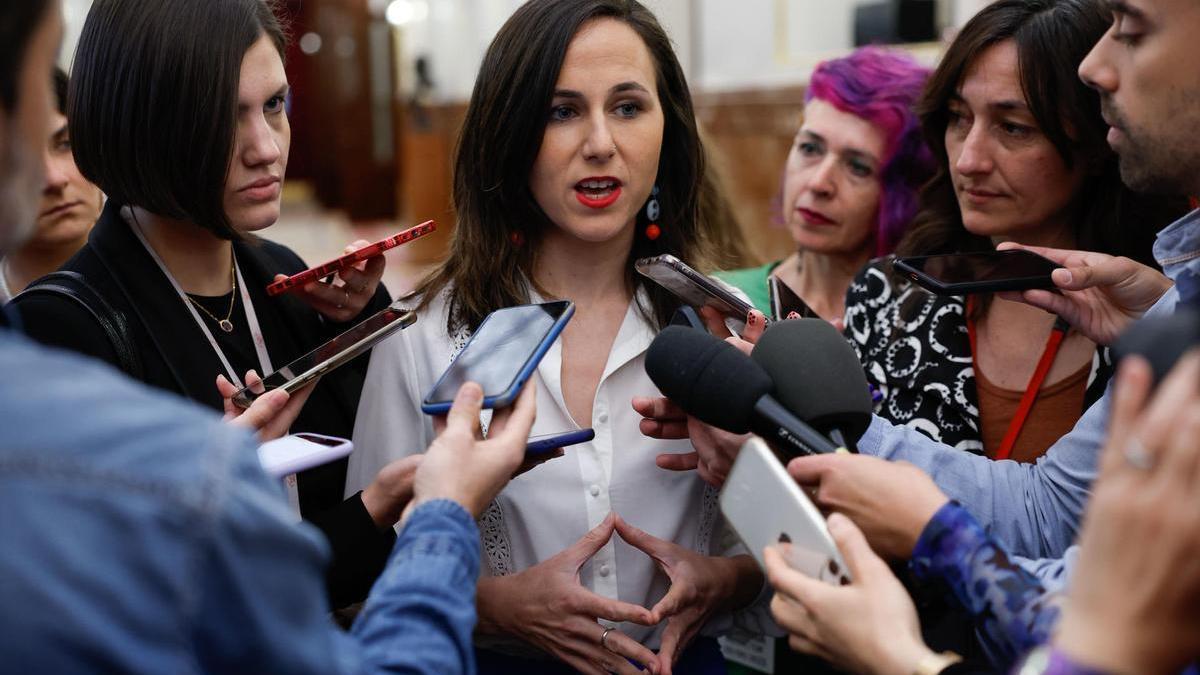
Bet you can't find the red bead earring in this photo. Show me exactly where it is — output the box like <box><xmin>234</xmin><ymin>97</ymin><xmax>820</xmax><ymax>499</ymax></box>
<box><xmin>644</xmin><ymin>185</ymin><xmax>661</xmax><ymax>240</ymax></box>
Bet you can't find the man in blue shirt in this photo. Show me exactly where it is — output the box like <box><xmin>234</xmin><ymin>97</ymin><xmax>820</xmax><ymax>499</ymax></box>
<box><xmin>0</xmin><ymin>3</ymin><xmax>538</xmax><ymax>672</ymax></box>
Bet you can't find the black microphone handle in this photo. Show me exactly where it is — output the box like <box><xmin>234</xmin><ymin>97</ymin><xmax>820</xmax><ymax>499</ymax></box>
<box><xmin>750</xmin><ymin>395</ymin><xmax>843</xmax><ymax>458</ymax></box>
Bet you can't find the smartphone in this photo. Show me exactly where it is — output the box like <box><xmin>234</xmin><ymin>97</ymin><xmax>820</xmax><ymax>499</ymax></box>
<box><xmin>257</xmin><ymin>433</ymin><xmax>353</xmax><ymax>478</ymax></box>
<box><xmin>636</xmin><ymin>254</ymin><xmax>756</xmax><ymax>334</ymax></box>
<box><xmin>719</xmin><ymin>437</ymin><xmax>851</xmax><ymax>585</ymax></box>
<box><xmin>893</xmin><ymin>250</ymin><xmax>1061</xmax><ymax>296</ymax></box>
<box><xmin>525</xmin><ymin>428</ymin><xmax>595</xmax><ymax>455</ymax></box>
<box><xmin>767</xmin><ymin>276</ymin><xmax>817</xmax><ymax>321</ymax></box>
<box><xmin>421</xmin><ymin>301</ymin><xmax>575</xmax><ymax>414</ymax></box>
<box><xmin>266</xmin><ymin>220</ymin><xmax>437</xmax><ymax>297</ymax></box>
<box><xmin>232</xmin><ymin>306</ymin><xmax>417</xmax><ymax>409</ymax></box>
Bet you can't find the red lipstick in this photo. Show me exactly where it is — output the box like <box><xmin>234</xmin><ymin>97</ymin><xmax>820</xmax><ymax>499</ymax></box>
<box><xmin>574</xmin><ymin>176</ymin><xmax>622</xmax><ymax>210</ymax></box>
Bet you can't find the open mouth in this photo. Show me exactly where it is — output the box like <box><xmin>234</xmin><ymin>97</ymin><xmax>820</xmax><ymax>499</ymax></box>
<box><xmin>574</xmin><ymin>177</ymin><xmax>622</xmax><ymax>209</ymax></box>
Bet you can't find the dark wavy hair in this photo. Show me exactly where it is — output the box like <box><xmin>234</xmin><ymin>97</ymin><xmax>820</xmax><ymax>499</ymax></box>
<box><xmin>69</xmin><ymin>0</ymin><xmax>287</xmax><ymax>240</ymax></box>
<box><xmin>418</xmin><ymin>0</ymin><xmax>717</xmax><ymax>333</ymax></box>
<box><xmin>894</xmin><ymin>0</ymin><xmax>1188</xmax><ymax>317</ymax></box>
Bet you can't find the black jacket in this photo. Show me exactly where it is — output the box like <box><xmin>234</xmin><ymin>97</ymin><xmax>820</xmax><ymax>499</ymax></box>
<box><xmin>12</xmin><ymin>201</ymin><xmax>395</xmax><ymax>608</ymax></box>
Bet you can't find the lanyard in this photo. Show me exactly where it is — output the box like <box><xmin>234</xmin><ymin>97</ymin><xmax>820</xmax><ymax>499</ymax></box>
<box><xmin>125</xmin><ymin>209</ymin><xmax>274</xmax><ymax>389</ymax></box>
<box><xmin>966</xmin><ymin>297</ymin><xmax>1069</xmax><ymax>461</ymax></box>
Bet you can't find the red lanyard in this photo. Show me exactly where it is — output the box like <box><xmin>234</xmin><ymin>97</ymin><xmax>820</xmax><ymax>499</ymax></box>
<box><xmin>966</xmin><ymin>297</ymin><xmax>1069</xmax><ymax>460</ymax></box>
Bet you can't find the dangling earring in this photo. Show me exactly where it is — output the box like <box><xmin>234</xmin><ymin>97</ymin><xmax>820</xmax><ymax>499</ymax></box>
<box><xmin>644</xmin><ymin>185</ymin><xmax>661</xmax><ymax>241</ymax></box>
<box><xmin>509</xmin><ymin>231</ymin><xmax>525</xmax><ymax>247</ymax></box>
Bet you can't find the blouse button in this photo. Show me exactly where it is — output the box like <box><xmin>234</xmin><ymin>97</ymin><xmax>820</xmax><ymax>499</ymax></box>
<box><xmin>599</xmin><ymin>564</ymin><xmax>611</xmax><ymax>577</ymax></box>
<box><xmin>589</xmin><ymin>484</ymin><xmax>601</xmax><ymax>497</ymax></box>
<box><xmin>597</xmin><ymin>413</ymin><xmax>609</xmax><ymax>424</ymax></box>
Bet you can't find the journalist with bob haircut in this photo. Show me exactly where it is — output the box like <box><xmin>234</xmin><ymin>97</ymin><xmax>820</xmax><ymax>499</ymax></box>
<box><xmin>11</xmin><ymin>0</ymin><xmax>408</xmax><ymax>609</ymax></box>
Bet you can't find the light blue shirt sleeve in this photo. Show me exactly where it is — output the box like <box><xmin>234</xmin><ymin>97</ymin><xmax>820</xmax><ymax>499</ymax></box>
<box><xmin>857</xmin><ymin>285</ymin><xmax>1182</xmax><ymax>560</ymax></box>
<box><xmin>857</xmin><ymin>392</ymin><xmax>1108</xmax><ymax>558</ymax></box>
<box><xmin>199</xmin><ymin>435</ymin><xmax>481</xmax><ymax>675</ymax></box>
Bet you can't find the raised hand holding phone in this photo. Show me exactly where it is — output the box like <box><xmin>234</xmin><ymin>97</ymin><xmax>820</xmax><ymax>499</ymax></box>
<box><xmin>995</xmin><ymin>241</ymin><xmax>1173</xmax><ymax>346</ymax></box>
<box><xmin>273</xmin><ymin>239</ymin><xmax>388</xmax><ymax>323</ymax></box>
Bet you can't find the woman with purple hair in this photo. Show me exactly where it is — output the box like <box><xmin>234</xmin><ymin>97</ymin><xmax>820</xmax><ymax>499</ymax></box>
<box><xmin>716</xmin><ymin>46</ymin><xmax>933</xmax><ymax>323</ymax></box>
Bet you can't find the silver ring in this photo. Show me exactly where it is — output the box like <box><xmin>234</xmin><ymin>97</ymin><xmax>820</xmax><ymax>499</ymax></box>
<box><xmin>600</xmin><ymin>627</ymin><xmax>615</xmax><ymax>652</ymax></box>
<box><xmin>1123</xmin><ymin>438</ymin><xmax>1153</xmax><ymax>471</ymax></box>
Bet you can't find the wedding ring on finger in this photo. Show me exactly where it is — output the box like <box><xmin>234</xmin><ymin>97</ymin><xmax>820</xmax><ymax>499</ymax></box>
<box><xmin>1123</xmin><ymin>437</ymin><xmax>1154</xmax><ymax>471</ymax></box>
<box><xmin>600</xmin><ymin>627</ymin><xmax>615</xmax><ymax>652</ymax></box>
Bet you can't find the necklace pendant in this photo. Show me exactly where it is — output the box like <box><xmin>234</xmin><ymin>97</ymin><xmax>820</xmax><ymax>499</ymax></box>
<box><xmin>218</xmin><ymin>319</ymin><xmax>234</xmax><ymax>333</ymax></box>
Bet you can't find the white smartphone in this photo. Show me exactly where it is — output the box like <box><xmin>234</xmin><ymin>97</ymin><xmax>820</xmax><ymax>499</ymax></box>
<box><xmin>257</xmin><ymin>433</ymin><xmax>353</xmax><ymax>478</ymax></box>
<box><xmin>719</xmin><ymin>437</ymin><xmax>851</xmax><ymax>585</ymax></box>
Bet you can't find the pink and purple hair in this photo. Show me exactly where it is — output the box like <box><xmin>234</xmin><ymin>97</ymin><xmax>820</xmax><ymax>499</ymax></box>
<box><xmin>804</xmin><ymin>46</ymin><xmax>934</xmax><ymax>257</ymax></box>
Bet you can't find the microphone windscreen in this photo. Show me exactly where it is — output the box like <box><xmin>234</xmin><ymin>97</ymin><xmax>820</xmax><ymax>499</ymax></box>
<box><xmin>751</xmin><ymin>318</ymin><xmax>873</xmax><ymax>441</ymax></box>
<box><xmin>645</xmin><ymin>326</ymin><xmax>773</xmax><ymax>434</ymax></box>
<box><xmin>1113</xmin><ymin>308</ymin><xmax>1200</xmax><ymax>386</ymax></box>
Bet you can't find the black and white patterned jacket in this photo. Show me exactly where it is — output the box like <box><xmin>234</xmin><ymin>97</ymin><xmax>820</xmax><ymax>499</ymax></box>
<box><xmin>843</xmin><ymin>257</ymin><xmax>1113</xmax><ymax>455</ymax></box>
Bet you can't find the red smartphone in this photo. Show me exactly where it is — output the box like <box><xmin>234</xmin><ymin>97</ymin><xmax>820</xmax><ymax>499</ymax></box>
<box><xmin>266</xmin><ymin>220</ymin><xmax>436</xmax><ymax>297</ymax></box>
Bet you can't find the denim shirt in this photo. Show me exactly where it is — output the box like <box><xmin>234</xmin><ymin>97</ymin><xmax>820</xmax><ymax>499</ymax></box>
<box><xmin>0</xmin><ymin>322</ymin><xmax>480</xmax><ymax>674</ymax></box>
<box><xmin>859</xmin><ymin>208</ymin><xmax>1200</xmax><ymax>560</ymax></box>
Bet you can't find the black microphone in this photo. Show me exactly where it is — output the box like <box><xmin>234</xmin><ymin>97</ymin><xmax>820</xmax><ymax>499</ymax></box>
<box><xmin>645</xmin><ymin>326</ymin><xmax>843</xmax><ymax>457</ymax></box>
<box><xmin>1113</xmin><ymin>307</ymin><xmax>1200</xmax><ymax>385</ymax></box>
<box><xmin>750</xmin><ymin>319</ymin><xmax>873</xmax><ymax>451</ymax></box>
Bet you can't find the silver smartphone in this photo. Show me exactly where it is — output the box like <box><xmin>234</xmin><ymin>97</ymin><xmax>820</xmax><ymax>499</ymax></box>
<box><xmin>232</xmin><ymin>305</ymin><xmax>417</xmax><ymax>409</ymax></box>
<box><xmin>635</xmin><ymin>254</ymin><xmax>755</xmax><ymax>334</ymax></box>
<box><xmin>719</xmin><ymin>437</ymin><xmax>852</xmax><ymax>585</ymax></box>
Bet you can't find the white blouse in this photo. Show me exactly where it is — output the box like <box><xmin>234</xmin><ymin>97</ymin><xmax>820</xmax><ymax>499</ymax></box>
<box><xmin>347</xmin><ymin>287</ymin><xmax>769</xmax><ymax>649</ymax></box>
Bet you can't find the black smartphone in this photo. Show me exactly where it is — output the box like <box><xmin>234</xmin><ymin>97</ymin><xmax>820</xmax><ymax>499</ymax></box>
<box><xmin>893</xmin><ymin>250</ymin><xmax>1061</xmax><ymax>296</ymax></box>
<box><xmin>232</xmin><ymin>306</ymin><xmax>417</xmax><ymax>409</ymax></box>
<box><xmin>421</xmin><ymin>301</ymin><xmax>575</xmax><ymax>414</ymax></box>
<box><xmin>635</xmin><ymin>254</ymin><xmax>756</xmax><ymax>333</ymax></box>
<box><xmin>768</xmin><ymin>276</ymin><xmax>817</xmax><ymax>321</ymax></box>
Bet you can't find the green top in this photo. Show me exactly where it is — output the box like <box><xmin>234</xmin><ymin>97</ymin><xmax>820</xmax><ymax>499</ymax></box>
<box><xmin>713</xmin><ymin>261</ymin><xmax>780</xmax><ymax>315</ymax></box>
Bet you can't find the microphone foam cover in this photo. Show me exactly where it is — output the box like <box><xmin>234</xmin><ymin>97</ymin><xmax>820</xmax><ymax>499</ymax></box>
<box><xmin>1114</xmin><ymin>308</ymin><xmax>1200</xmax><ymax>386</ymax></box>
<box><xmin>751</xmin><ymin>318</ymin><xmax>873</xmax><ymax>441</ymax></box>
<box><xmin>645</xmin><ymin>326</ymin><xmax>772</xmax><ymax>434</ymax></box>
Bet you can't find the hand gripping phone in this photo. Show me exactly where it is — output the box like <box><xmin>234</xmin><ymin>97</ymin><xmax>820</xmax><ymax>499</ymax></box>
<box><xmin>266</xmin><ymin>220</ymin><xmax>436</xmax><ymax>296</ymax></box>
<box><xmin>421</xmin><ymin>301</ymin><xmax>575</xmax><ymax>414</ymax></box>
<box><xmin>893</xmin><ymin>250</ymin><xmax>1061</xmax><ymax>296</ymax></box>
<box><xmin>232</xmin><ymin>306</ymin><xmax>417</xmax><ymax>409</ymax></box>
<box><xmin>635</xmin><ymin>254</ymin><xmax>756</xmax><ymax>334</ymax></box>
<box><xmin>719</xmin><ymin>437</ymin><xmax>852</xmax><ymax>585</ymax></box>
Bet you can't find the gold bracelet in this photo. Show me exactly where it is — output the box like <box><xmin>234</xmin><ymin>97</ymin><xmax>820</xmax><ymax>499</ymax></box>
<box><xmin>912</xmin><ymin>650</ymin><xmax>963</xmax><ymax>675</ymax></box>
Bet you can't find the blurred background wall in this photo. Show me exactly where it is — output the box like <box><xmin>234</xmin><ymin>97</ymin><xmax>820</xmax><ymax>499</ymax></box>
<box><xmin>58</xmin><ymin>0</ymin><xmax>992</xmax><ymax>291</ymax></box>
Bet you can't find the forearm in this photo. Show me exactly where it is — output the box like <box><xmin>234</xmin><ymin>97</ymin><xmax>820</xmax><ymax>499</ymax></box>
<box><xmin>351</xmin><ymin>499</ymin><xmax>481</xmax><ymax>675</ymax></box>
<box><xmin>858</xmin><ymin>405</ymin><xmax>1105</xmax><ymax>558</ymax></box>
<box><xmin>910</xmin><ymin>503</ymin><xmax>1061</xmax><ymax>669</ymax></box>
